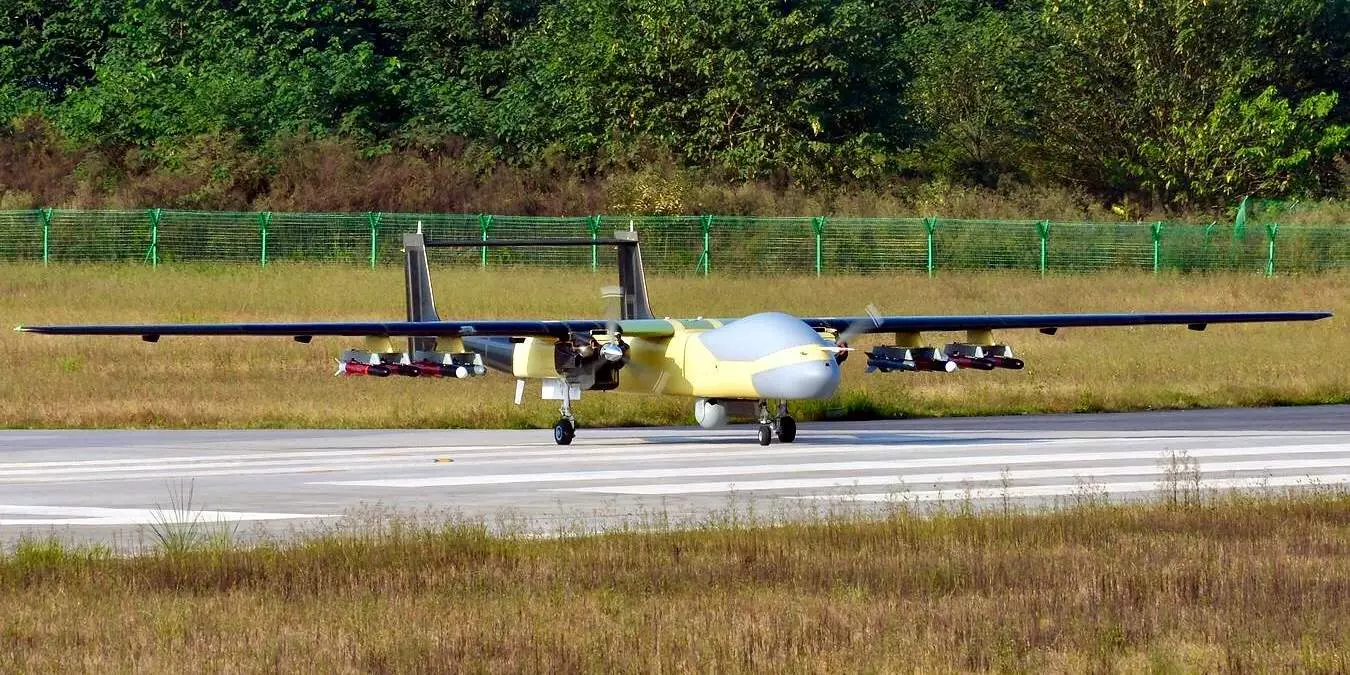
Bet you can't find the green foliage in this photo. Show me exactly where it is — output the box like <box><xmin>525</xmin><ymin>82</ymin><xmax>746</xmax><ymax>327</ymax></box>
<box><xmin>903</xmin><ymin>4</ymin><xmax>1037</xmax><ymax>187</ymax></box>
<box><xmin>0</xmin><ymin>0</ymin><xmax>1347</xmax><ymax>205</ymax></box>
<box><xmin>1137</xmin><ymin>88</ymin><xmax>1348</xmax><ymax>203</ymax></box>
<box><xmin>497</xmin><ymin>0</ymin><xmax>911</xmax><ymax>183</ymax></box>
<box><xmin>54</xmin><ymin>0</ymin><xmax>407</xmax><ymax>146</ymax></box>
<box><xmin>1027</xmin><ymin>0</ymin><xmax>1349</xmax><ymax>204</ymax></box>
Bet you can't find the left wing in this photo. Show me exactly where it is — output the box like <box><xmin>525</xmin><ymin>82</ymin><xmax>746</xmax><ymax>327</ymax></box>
<box><xmin>802</xmin><ymin>311</ymin><xmax>1331</xmax><ymax>335</ymax></box>
<box><xmin>16</xmin><ymin>318</ymin><xmax>679</xmax><ymax>341</ymax></box>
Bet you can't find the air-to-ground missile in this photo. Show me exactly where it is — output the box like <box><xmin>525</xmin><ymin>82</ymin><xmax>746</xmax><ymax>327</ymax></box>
<box><xmin>336</xmin><ymin>360</ymin><xmax>391</xmax><ymax>377</ymax></box>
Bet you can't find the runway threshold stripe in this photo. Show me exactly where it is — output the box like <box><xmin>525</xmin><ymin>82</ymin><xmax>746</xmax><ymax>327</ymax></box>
<box><xmin>314</xmin><ymin>443</ymin><xmax>1350</xmax><ymax>488</ymax></box>
<box><xmin>790</xmin><ymin>474</ymin><xmax>1350</xmax><ymax>503</ymax></box>
<box><xmin>0</xmin><ymin>446</ymin><xmax>505</xmax><ymax>470</ymax></box>
<box><xmin>556</xmin><ymin>459</ymin><xmax>1350</xmax><ymax>495</ymax></box>
<box><xmin>0</xmin><ymin>505</ymin><xmax>338</xmax><ymax>527</ymax></box>
<box><xmin>0</xmin><ymin>439</ymin><xmax>1076</xmax><ymax>476</ymax></box>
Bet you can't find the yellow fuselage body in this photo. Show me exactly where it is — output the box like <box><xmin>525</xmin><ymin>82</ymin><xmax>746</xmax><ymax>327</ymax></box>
<box><xmin>511</xmin><ymin>319</ymin><xmax>837</xmax><ymax>400</ymax></box>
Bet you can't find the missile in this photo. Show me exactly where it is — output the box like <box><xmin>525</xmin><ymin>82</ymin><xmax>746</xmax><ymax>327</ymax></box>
<box><xmin>864</xmin><ymin>355</ymin><xmax>917</xmax><ymax>373</ymax></box>
<box><xmin>413</xmin><ymin>361</ymin><xmax>451</xmax><ymax>378</ymax></box>
<box><xmin>947</xmin><ymin>355</ymin><xmax>995</xmax><ymax>370</ymax></box>
<box><xmin>909</xmin><ymin>346</ymin><xmax>958</xmax><ymax>373</ymax></box>
<box><xmin>986</xmin><ymin>355</ymin><xmax>1025</xmax><ymax>369</ymax></box>
<box><xmin>914</xmin><ymin>356</ymin><xmax>959</xmax><ymax>373</ymax></box>
<box><xmin>390</xmin><ymin>363</ymin><xmax>422</xmax><ymax>377</ymax></box>
<box><xmin>336</xmin><ymin>360</ymin><xmax>390</xmax><ymax>377</ymax></box>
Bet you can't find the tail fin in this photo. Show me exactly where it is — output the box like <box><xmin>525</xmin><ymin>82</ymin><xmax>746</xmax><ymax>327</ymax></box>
<box><xmin>614</xmin><ymin>230</ymin><xmax>654</xmax><ymax>320</ymax></box>
<box><xmin>403</xmin><ymin>231</ymin><xmax>440</xmax><ymax>354</ymax></box>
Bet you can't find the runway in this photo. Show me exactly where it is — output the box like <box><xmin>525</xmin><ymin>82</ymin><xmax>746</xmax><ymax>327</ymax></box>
<box><xmin>2</xmin><ymin>405</ymin><xmax>1349</xmax><ymax>547</ymax></box>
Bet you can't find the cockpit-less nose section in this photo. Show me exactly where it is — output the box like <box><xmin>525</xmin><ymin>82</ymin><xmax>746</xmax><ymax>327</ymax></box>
<box><xmin>17</xmin><ymin>230</ymin><xmax>1333</xmax><ymax>446</ymax></box>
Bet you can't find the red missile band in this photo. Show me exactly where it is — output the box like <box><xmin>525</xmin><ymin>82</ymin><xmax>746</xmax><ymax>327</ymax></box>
<box><xmin>408</xmin><ymin>362</ymin><xmax>476</xmax><ymax>378</ymax></box>
<box><xmin>342</xmin><ymin>361</ymin><xmax>391</xmax><ymax>377</ymax></box>
<box><xmin>390</xmin><ymin>363</ymin><xmax>421</xmax><ymax>377</ymax></box>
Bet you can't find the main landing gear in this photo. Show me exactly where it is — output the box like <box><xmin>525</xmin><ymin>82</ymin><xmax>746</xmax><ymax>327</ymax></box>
<box><xmin>554</xmin><ymin>383</ymin><xmax>577</xmax><ymax>445</ymax></box>
<box><xmin>756</xmin><ymin>400</ymin><xmax>797</xmax><ymax>446</ymax></box>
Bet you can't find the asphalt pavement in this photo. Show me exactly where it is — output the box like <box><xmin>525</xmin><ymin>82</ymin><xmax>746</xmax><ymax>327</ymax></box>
<box><xmin>2</xmin><ymin>405</ymin><xmax>1347</xmax><ymax>548</ymax></box>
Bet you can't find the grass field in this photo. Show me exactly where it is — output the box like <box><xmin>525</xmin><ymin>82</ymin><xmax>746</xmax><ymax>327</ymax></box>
<box><xmin>2</xmin><ymin>489</ymin><xmax>1348</xmax><ymax>672</ymax></box>
<box><xmin>2</xmin><ymin>265</ymin><xmax>1346</xmax><ymax>428</ymax></box>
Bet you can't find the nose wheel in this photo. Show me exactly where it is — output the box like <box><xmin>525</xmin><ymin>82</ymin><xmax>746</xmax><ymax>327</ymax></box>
<box><xmin>758</xmin><ymin>424</ymin><xmax>773</xmax><ymax>446</ymax></box>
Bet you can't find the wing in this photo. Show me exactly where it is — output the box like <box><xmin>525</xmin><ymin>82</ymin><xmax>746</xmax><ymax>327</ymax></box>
<box><xmin>802</xmin><ymin>311</ymin><xmax>1331</xmax><ymax>335</ymax></box>
<box><xmin>15</xmin><ymin>318</ymin><xmax>678</xmax><ymax>341</ymax></box>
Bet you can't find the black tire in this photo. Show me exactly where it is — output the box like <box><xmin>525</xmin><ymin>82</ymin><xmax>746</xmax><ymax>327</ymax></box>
<box><xmin>553</xmin><ymin>419</ymin><xmax>575</xmax><ymax>446</ymax></box>
<box><xmin>776</xmin><ymin>415</ymin><xmax>797</xmax><ymax>443</ymax></box>
<box><xmin>758</xmin><ymin>424</ymin><xmax>772</xmax><ymax>446</ymax></box>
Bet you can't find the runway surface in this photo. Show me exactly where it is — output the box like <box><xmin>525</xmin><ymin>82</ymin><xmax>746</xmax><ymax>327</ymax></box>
<box><xmin>2</xmin><ymin>405</ymin><xmax>1348</xmax><ymax>547</ymax></box>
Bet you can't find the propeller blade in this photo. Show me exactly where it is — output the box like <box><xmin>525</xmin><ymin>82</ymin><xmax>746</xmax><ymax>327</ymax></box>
<box><xmin>600</xmin><ymin>285</ymin><xmax>624</xmax><ymax>339</ymax></box>
<box><xmin>838</xmin><ymin>303</ymin><xmax>883</xmax><ymax>345</ymax></box>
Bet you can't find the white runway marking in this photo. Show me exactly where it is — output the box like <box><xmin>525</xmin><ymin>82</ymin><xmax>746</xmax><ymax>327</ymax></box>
<box><xmin>556</xmin><ymin>458</ymin><xmax>1350</xmax><ymax>495</ymax></box>
<box><xmin>3</xmin><ymin>408</ymin><xmax>1349</xmax><ymax>541</ymax></box>
<box><xmin>0</xmin><ymin>505</ymin><xmax>336</xmax><ymax>526</ymax></box>
<box><xmin>318</xmin><ymin>442</ymin><xmax>1350</xmax><ymax>489</ymax></box>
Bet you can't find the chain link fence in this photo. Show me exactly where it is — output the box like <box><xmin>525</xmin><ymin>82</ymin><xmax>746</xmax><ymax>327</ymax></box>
<box><xmin>0</xmin><ymin>208</ymin><xmax>1345</xmax><ymax>275</ymax></box>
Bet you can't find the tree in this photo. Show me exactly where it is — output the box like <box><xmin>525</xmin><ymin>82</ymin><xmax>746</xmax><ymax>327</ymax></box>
<box><xmin>1028</xmin><ymin>0</ymin><xmax>1349</xmax><ymax>204</ymax></box>
<box><xmin>903</xmin><ymin>4</ymin><xmax>1038</xmax><ymax>186</ymax></box>
<box><xmin>495</xmin><ymin>0</ymin><xmax>916</xmax><ymax>183</ymax></box>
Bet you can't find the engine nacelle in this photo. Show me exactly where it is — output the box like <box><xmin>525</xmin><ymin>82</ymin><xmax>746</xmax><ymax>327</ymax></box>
<box><xmin>693</xmin><ymin>398</ymin><xmax>758</xmax><ymax>429</ymax></box>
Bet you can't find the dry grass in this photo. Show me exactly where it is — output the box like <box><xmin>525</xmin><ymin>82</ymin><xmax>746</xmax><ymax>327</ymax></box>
<box><xmin>1</xmin><ymin>491</ymin><xmax>1348</xmax><ymax>672</ymax></box>
<box><xmin>2</xmin><ymin>265</ymin><xmax>1346</xmax><ymax>429</ymax></box>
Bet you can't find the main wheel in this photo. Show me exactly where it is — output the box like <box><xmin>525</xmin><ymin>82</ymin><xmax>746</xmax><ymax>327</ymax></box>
<box><xmin>776</xmin><ymin>415</ymin><xmax>797</xmax><ymax>443</ymax></box>
<box><xmin>758</xmin><ymin>424</ymin><xmax>772</xmax><ymax>446</ymax></box>
<box><xmin>553</xmin><ymin>419</ymin><xmax>575</xmax><ymax>445</ymax></box>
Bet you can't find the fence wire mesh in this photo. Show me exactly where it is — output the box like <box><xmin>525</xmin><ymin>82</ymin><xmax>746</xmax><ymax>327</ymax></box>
<box><xmin>1</xmin><ymin>208</ymin><xmax>1345</xmax><ymax>275</ymax></box>
<box><xmin>0</xmin><ymin>209</ymin><xmax>41</xmax><ymax>261</ymax></box>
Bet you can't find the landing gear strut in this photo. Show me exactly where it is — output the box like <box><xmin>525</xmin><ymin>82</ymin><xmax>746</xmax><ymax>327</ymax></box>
<box><xmin>554</xmin><ymin>382</ymin><xmax>577</xmax><ymax>445</ymax></box>
<box><xmin>756</xmin><ymin>400</ymin><xmax>797</xmax><ymax>446</ymax></box>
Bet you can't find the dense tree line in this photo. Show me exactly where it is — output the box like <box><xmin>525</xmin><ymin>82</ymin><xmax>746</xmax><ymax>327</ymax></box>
<box><xmin>1</xmin><ymin>0</ymin><xmax>1347</xmax><ymax>211</ymax></box>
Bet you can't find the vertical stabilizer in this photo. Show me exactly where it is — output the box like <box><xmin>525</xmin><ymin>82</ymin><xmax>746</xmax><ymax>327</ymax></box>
<box><xmin>615</xmin><ymin>230</ymin><xmax>654</xmax><ymax>320</ymax></box>
<box><xmin>403</xmin><ymin>232</ymin><xmax>440</xmax><ymax>354</ymax></box>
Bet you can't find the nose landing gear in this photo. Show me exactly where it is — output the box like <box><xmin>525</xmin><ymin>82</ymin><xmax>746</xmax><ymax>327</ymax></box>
<box><xmin>756</xmin><ymin>400</ymin><xmax>797</xmax><ymax>445</ymax></box>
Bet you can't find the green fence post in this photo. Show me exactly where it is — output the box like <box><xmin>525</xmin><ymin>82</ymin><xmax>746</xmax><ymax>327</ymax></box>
<box><xmin>145</xmin><ymin>208</ymin><xmax>161</xmax><ymax>268</ymax></box>
<box><xmin>587</xmin><ymin>215</ymin><xmax>603</xmax><ymax>272</ymax></box>
<box><xmin>1150</xmin><ymin>221</ymin><xmax>1163</xmax><ymax>273</ymax></box>
<box><xmin>1036</xmin><ymin>220</ymin><xmax>1050</xmax><ymax>276</ymax></box>
<box><xmin>38</xmin><ymin>207</ymin><xmax>53</xmax><ymax>265</ymax></box>
<box><xmin>697</xmin><ymin>215</ymin><xmax>713</xmax><ymax>276</ymax></box>
<box><xmin>1265</xmin><ymin>222</ymin><xmax>1279</xmax><ymax>277</ymax></box>
<box><xmin>258</xmin><ymin>212</ymin><xmax>272</xmax><ymax>267</ymax></box>
<box><xmin>810</xmin><ymin>217</ymin><xmax>826</xmax><ymax>276</ymax></box>
<box><xmin>1234</xmin><ymin>195</ymin><xmax>1250</xmax><ymax>239</ymax></box>
<box><xmin>923</xmin><ymin>216</ymin><xmax>938</xmax><ymax>277</ymax></box>
<box><xmin>478</xmin><ymin>214</ymin><xmax>493</xmax><ymax>268</ymax></box>
<box><xmin>365</xmin><ymin>212</ymin><xmax>382</xmax><ymax>269</ymax></box>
